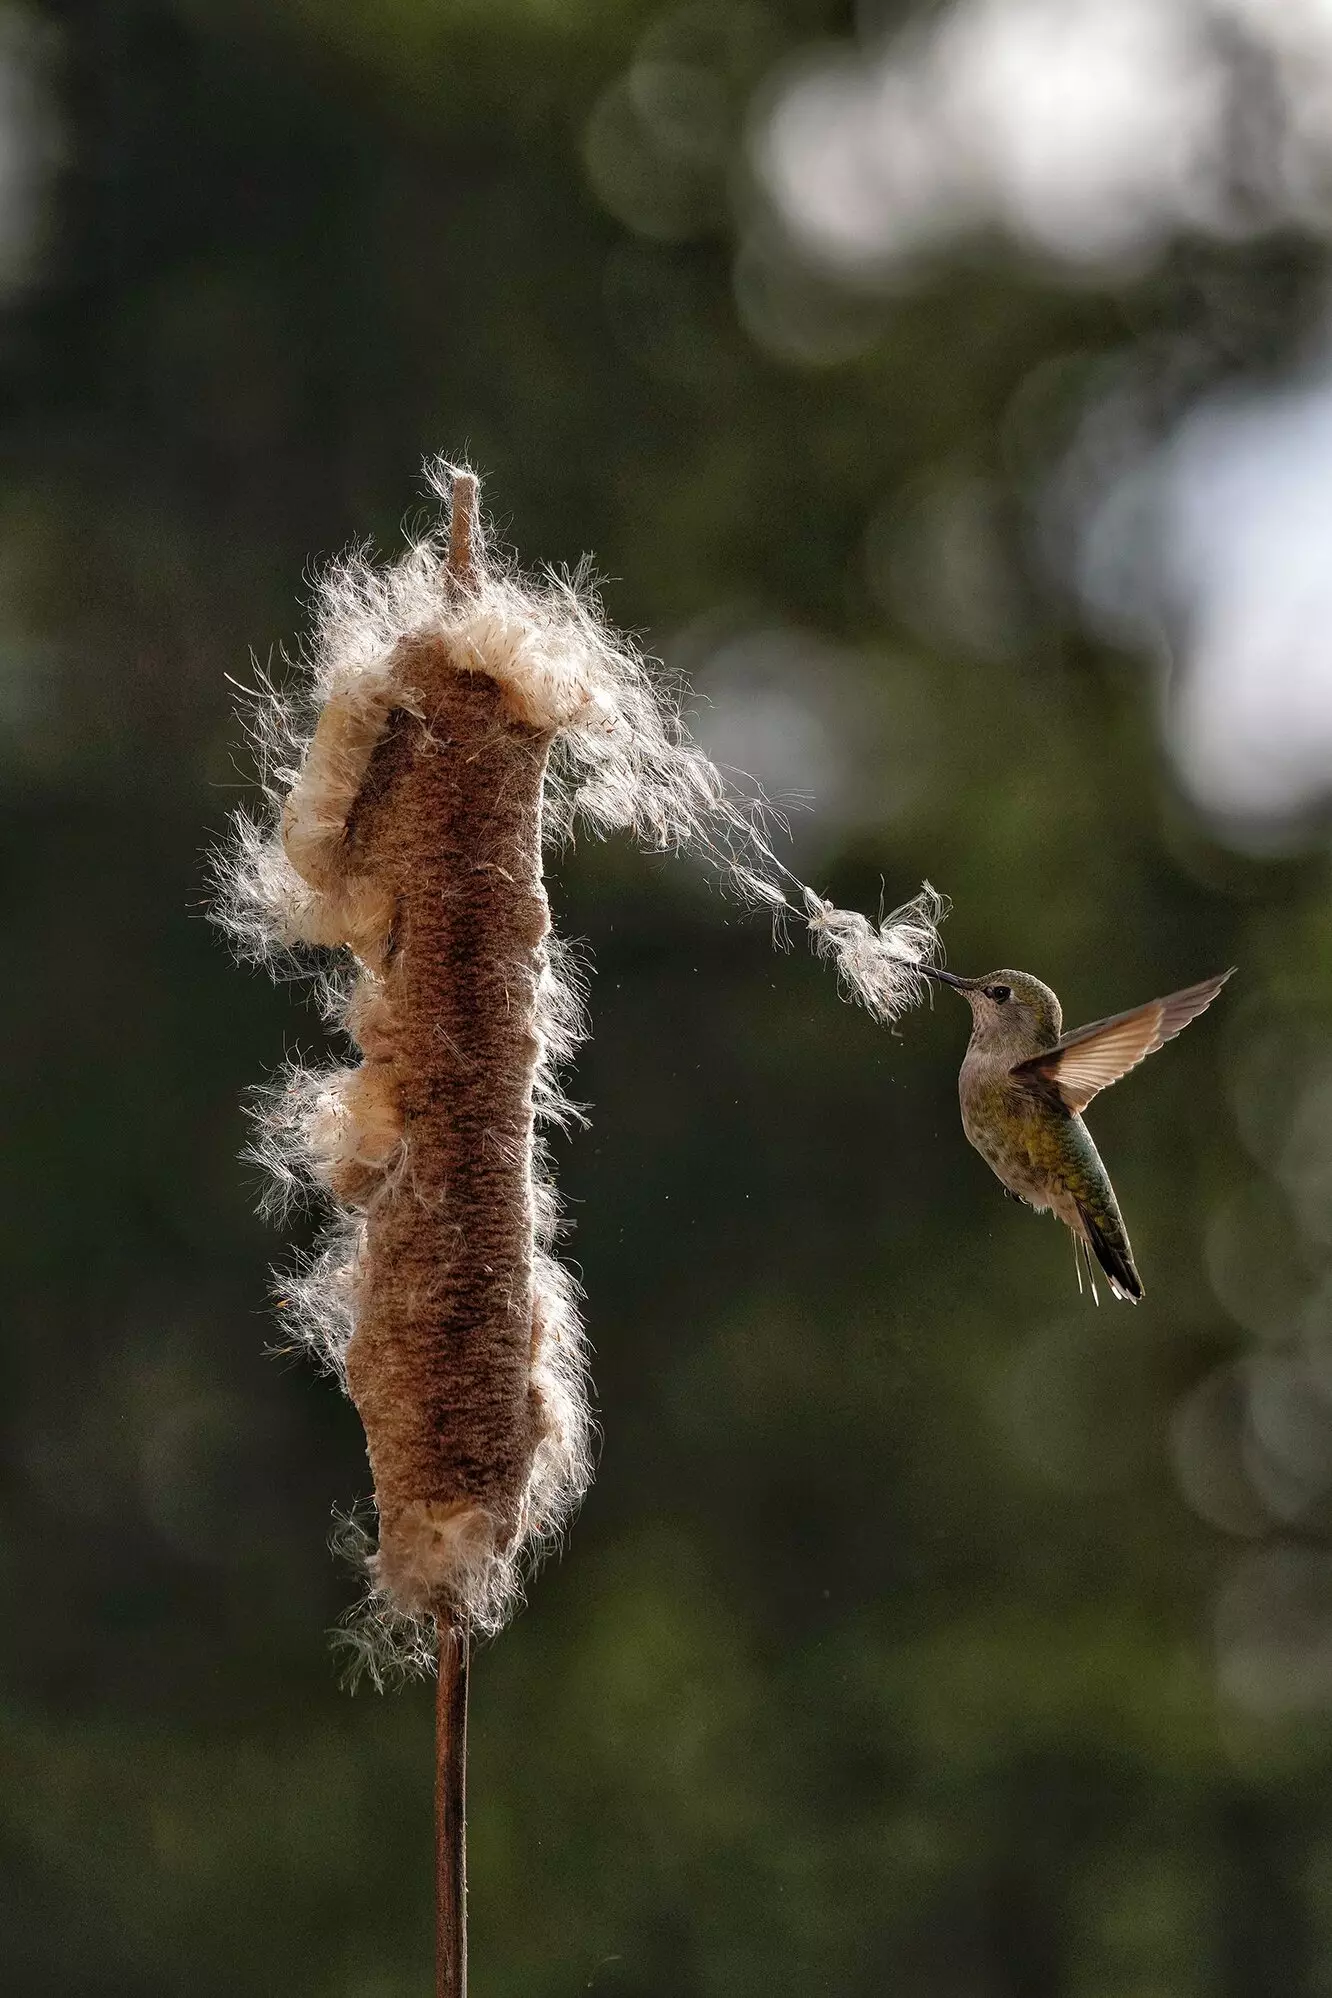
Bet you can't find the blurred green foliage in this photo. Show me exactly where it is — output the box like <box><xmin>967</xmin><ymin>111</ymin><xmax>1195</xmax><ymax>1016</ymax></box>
<box><xmin>4</xmin><ymin>1</ymin><xmax>1332</xmax><ymax>1992</ymax></box>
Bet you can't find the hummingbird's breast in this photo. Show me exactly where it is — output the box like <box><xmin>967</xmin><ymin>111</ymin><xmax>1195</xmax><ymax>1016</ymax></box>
<box><xmin>958</xmin><ymin>1052</ymin><xmax>1080</xmax><ymax>1214</ymax></box>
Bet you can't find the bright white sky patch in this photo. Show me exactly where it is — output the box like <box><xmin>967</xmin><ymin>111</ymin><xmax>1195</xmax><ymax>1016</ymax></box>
<box><xmin>755</xmin><ymin>0</ymin><xmax>1332</xmax><ymax>278</ymax></box>
<box><xmin>751</xmin><ymin>0</ymin><xmax>1332</xmax><ymax>841</ymax></box>
<box><xmin>1074</xmin><ymin>358</ymin><xmax>1332</xmax><ymax>832</ymax></box>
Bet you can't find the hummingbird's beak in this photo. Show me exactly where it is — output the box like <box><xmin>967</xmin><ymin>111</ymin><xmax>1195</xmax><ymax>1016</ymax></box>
<box><xmin>922</xmin><ymin>966</ymin><xmax>976</xmax><ymax>992</ymax></box>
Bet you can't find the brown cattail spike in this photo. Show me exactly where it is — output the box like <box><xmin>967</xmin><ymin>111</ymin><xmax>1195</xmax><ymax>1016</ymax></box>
<box><xmin>336</xmin><ymin>639</ymin><xmax>555</xmax><ymax>1613</ymax></box>
<box><xmin>215</xmin><ymin>455</ymin><xmax>944</xmax><ymax>1669</ymax></box>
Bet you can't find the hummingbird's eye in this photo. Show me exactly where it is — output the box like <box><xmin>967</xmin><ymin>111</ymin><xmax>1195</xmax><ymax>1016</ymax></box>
<box><xmin>987</xmin><ymin>984</ymin><xmax>1012</xmax><ymax>1004</ymax></box>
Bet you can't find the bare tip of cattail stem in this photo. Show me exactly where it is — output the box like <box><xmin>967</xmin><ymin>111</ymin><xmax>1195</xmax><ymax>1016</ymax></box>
<box><xmin>448</xmin><ymin>473</ymin><xmax>480</xmax><ymax>588</ymax></box>
<box><xmin>435</xmin><ymin>1610</ymin><xmax>470</xmax><ymax>1998</ymax></box>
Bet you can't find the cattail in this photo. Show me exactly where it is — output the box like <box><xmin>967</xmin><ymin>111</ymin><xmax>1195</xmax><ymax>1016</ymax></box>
<box><xmin>219</xmin><ymin>461</ymin><xmax>944</xmax><ymax>1653</ymax></box>
<box><xmin>216</xmin><ymin>460</ymin><xmax>943</xmax><ymax>1992</ymax></box>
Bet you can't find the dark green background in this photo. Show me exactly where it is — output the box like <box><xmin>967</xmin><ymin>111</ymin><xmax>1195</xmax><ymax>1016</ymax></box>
<box><xmin>5</xmin><ymin>2</ymin><xmax>1331</xmax><ymax>1992</ymax></box>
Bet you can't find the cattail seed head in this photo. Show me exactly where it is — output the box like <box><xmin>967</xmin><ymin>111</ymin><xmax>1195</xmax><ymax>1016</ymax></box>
<box><xmin>216</xmin><ymin>459</ymin><xmax>944</xmax><ymax>1672</ymax></box>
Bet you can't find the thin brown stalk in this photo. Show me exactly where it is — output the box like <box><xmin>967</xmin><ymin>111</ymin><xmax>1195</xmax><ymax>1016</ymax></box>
<box><xmin>435</xmin><ymin>1612</ymin><xmax>469</xmax><ymax>1998</ymax></box>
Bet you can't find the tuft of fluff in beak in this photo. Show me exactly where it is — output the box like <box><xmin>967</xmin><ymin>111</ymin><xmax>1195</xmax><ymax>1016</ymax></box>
<box><xmin>804</xmin><ymin>883</ymin><xmax>948</xmax><ymax>1024</ymax></box>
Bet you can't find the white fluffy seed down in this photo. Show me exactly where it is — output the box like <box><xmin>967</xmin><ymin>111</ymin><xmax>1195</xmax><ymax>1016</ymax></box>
<box><xmin>804</xmin><ymin>885</ymin><xmax>948</xmax><ymax>1026</ymax></box>
<box><xmin>216</xmin><ymin>459</ymin><xmax>944</xmax><ymax>1681</ymax></box>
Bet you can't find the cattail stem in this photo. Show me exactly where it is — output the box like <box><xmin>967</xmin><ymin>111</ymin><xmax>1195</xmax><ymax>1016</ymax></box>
<box><xmin>218</xmin><ymin>449</ymin><xmax>945</xmax><ymax>1985</ymax></box>
<box><xmin>435</xmin><ymin>1612</ymin><xmax>469</xmax><ymax>1998</ymax></box>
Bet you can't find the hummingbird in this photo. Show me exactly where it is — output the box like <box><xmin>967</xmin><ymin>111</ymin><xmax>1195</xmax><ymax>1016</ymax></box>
<box><xmin>923</xmin><ymin>963</ymin><xmax>1234</xmax><ymax>1302</ymax></box>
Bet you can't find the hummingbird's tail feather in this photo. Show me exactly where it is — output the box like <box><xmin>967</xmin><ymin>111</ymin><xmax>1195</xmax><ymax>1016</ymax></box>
<box><xmin>1079</xmin><ymin>1235</ymin><xmax>1100</xmax><ymax>1307</ymax></box>
<box><xmin>1076</xmin><ymin>1203</ymin><xmax>1144</xmax><ymax>1304</ymax></box>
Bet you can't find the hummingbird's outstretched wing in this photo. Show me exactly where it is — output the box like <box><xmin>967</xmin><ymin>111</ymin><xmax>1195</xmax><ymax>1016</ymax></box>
<box><xmin>1011</xmin><ymin>968</ymin><xmax>1234</xmax><ymax>1115</ymax></box>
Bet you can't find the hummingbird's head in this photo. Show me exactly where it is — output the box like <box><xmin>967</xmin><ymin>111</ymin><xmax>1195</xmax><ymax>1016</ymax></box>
<box><xmin>923</xmin><ymin>966</ymin><xmax>1062</xmax><ymax>1055</ymax></box>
